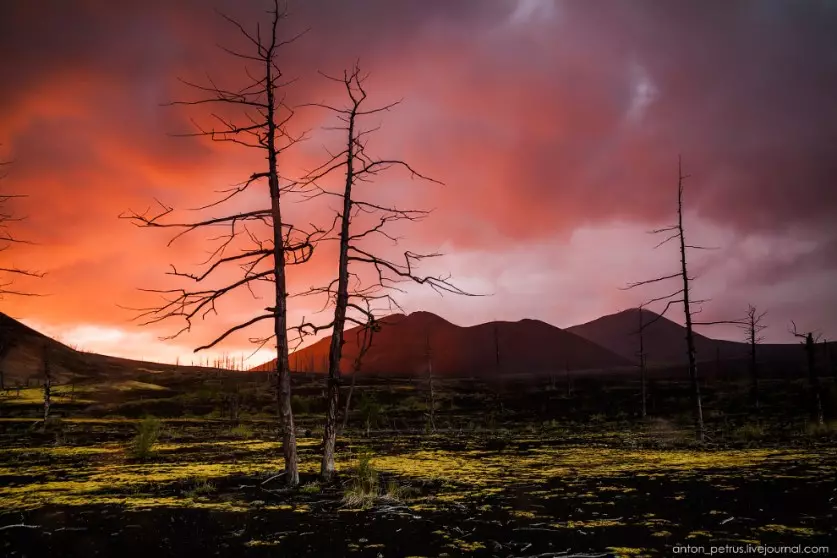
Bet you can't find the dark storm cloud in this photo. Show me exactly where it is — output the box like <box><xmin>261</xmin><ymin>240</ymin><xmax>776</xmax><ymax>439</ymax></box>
<box><xmin>1</xmin><ymin>0</ymin><xmax>836</xmax><ymax>353</ymax></box>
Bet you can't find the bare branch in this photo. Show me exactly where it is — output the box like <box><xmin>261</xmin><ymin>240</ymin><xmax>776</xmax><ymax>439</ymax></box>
<box><xmin>621</xmin><ymin>272</ymin><xmax>681</xmax><ymax>290</ymax></box>
<box><xmin>0</xmin><ymin>156</ymin><xmax>44</xmax><ymax>296</ymax></box>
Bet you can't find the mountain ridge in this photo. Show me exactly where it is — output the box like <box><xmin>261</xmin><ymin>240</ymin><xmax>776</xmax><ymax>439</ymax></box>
<box><xmin>255</xmin><ymin>310</ymin><xmax>633</xmax><ymax>376</ymax></box>
<box><xmin>566</xmin><ymin>307</ymin><xmax>817</xmax><ymax>366</ymax></box>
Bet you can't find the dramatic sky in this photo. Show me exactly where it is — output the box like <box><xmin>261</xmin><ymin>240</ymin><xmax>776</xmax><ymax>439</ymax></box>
<box><xmin>1</xmin><ymin>0</ymin><xmax>836</xmax><ymax>366</ymax></box>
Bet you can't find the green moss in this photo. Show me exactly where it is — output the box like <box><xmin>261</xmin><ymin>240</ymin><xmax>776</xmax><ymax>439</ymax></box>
<box><xmin>758</xmin><ymin>524</ymin><xmax>819</xmax><ymax>536</ymax></box>
<box><xmin>245</xmin><ymin>539</ymin><xmax>280</xmax><ymax>547</ymax></box>
<box><xmin>300</xmin><ymin>482</ymin><xmax>321</xmax><ymax>494</ymax></box>
<box><xmin>607</xmin><ymin>548</ymin><xmax>647</xmax><ymax>557</ymax></box>
<box><xmin>551</xmin><ymin>519</ymin><xmax>625</xmax><ymax>529</ymax></box>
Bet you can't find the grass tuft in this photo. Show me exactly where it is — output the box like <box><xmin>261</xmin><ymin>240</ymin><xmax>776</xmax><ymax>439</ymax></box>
<box><xmin>184</xmin><ymin>478</ymin><xmax>217</xmax><ymax>498</ymax></box>
<box><xmin>130</xmin><ymin>416</ymin><xmax>162</xmax><ymax>459</ymax></box>
<box><xmin>343</xmin><ymin>452</ymin><xmax>379</xmax><ymax>509</ymax></box>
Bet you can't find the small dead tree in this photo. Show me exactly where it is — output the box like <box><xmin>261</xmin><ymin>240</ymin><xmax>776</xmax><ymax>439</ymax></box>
<box><xmin>739</xmin><ymin>304</ymin><xmax>767</xmax><ymax>409</ymax></box>
<box><xmin>223</xmin><ymin>383</ymin><xmax>242</xmax><ymax>424</ymax></box>
<box><xmin>622</xmin><ymin>157</ymin><xmax>743</xmax><ymax>442</ymax></box>
<box><xmin>635</xmin><ymin>305</ymin><xmax>649</xmax><ymax>418</ymax></box>
<box><xmin>790</xmin><ymin>322</ymin><xmax>825</xmax><ymax>426</ymax></box>
<box><xmin>294</xmin><ymin>64</ymin><xmax>476</xmax><ymax>480</ymax></box>
<box><xmin>340</xmin><ymin>318</ymin><xmax>378</xmax><ymax>434</ymax></box>
<box><xmin>120</xmin><ymin>2</ymin><xmax>319</xmax><ymax>486</ymax></box>
<box><xmin>42</xmin><ymin>343</ymin><xmax>51</xmax><ymax>429</ymax></box>
<box><xmin>425</xmin><ymin>332</ymin><xmax>436</xmax><ymax>433</ymax></box>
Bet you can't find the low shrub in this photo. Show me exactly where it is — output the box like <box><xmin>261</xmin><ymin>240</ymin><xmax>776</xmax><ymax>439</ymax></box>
<box><xmin>130</xmin><ymin>416</ymin><xmax>162</xmax><ymax>459</ymax></box>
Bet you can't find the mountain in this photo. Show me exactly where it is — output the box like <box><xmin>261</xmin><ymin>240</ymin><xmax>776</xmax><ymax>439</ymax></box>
<box><xmin>253</xmin><ymin>311</ymin><xmax>632</xmax><ymax>376</ymax></box>
<box><xmin>0</xmin><ymin>312</ymin><xmax>213</xmax><ymax>387</ymax></box>
<box><xmin>566</xmin><ymin>308</ymin><xmax>818</xmax><ymax>367</ymax></box>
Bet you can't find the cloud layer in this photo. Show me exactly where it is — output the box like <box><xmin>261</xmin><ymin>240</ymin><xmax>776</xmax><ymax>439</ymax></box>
<box><xmin>1</xmin><ymin>0</ymin><xmax>836</xmax><ymax>362</ymax></box>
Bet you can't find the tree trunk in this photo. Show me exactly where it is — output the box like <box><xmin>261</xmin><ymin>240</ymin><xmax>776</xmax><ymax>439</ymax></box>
<box><xmin>266</xmin><ymin>59</ymin><xmax>298</xmax><ymax>487</ymax></box>
<box><xmin>565</xmin><ymin>364</ymin><xmax>572</xmax><ymax>398</ymax></box>
<box><xmin>426</xmin><ymin>334</ymin><xmax>436</xmax><ymax>433</ymax></box>
<box><xmin>638</xmin><ymin>308</ymin><xmax>647</xmax><ymax>418</ymax></box>
<box><xmin>320</xmin><ymin>99</ymin><xmax>357</xmax><ymax>482</ymax></box>
<box><xmin>749</xmin><ymin>326</ymin><xmax>759</xmax><ymax>409</ymax></box>
<box><xmin>42</xmin><ymin>345</ymin><xmax>51</xmax><ymax>430</ymax></box>
<box><xmin>806</xmin><ymin>333</ymin><xmax>824</xmax><ymax>426</ymax></box>
<box><xmin>678</xmin><ymin>160</ymin><xmax>704</xmax><ymax>442</ymax></box>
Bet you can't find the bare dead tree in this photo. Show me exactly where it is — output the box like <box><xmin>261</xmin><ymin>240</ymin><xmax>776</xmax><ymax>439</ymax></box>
<box><xmin>425</xmin><ymin>331</ymin><xmax>436</xmax><ymax>433</ymax></box>
<box><xmin>340</xmin><ymin>317</ymin><xmax>378</xmax><ymax>434</ymax></box>
<box><xmin>292</xmin><ymin>63</ymin><xmax>477</xmax><ymax>480</ymax></box>
<box><xmin>41</xmin><ymin>343</ymin><xmax>51</xmax><ymax>430</ymax></box>
<box><xmin>119</xmin><ymin>1</ymin><xmax>319</xmax><ymax>486</ymax></box>
<box><xmin>622</xmin><ymin>157</ymin><xmax>743</xmax><ymax>442</ymax></box>
<box><xmin>0</xmin><ymin>154</ymin><xmax>45</xmax><ymax>390</ymax></box>
<box><xmin>739</xmin><ymin>304</ymin><xmax>767</xmax><ymax>409</ymax></box>
<box><xmin>635</xmin><ymin>305</ymin><xmax>648</xmax><ymax>418</ymax></box>
<box><xmin>790</xmin><ymin>321</ymin><xmax>825</xmax><ymax>426</ymax></box>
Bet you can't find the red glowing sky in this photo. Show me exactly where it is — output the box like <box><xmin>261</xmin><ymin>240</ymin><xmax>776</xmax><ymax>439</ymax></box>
<box><xmin>1</xmin><ymin>1</ymin><xmax>836</xmax><ymax>365</ymax></box>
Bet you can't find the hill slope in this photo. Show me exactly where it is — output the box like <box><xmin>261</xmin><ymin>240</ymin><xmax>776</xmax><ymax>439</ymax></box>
<box><xmin>254</xmin><ymin>311</ymin><xmax>632</xmax><ymax>376</ymax></box>
<box><xmin>0</xmin><ymin>312</ymin><xmax>216</xmax><ymax>387</ymax></box>
<box><xmin>566</xmin><ymin>308</ymin><xmax>815</xmax><ymax>366</ymax></box>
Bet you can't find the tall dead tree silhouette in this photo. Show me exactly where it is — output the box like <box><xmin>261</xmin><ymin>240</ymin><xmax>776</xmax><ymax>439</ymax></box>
<box><xmin>120</xmin><ymin>1</ymin><xmax>320</xmax><ymax>486</ymax></box>
<box><xmin>790</xmin><ymin>321</ymin><xmax>824</xmax><ymax>426</ymax></box>
<box><xmin>622</xmin><ymin>157</ymin><xmax>743</xmax><ymax>442</ymax></box>
<box><xmin>635</xmin><ymin>305</ymin><xmax>649</xmax><ymax>418</ymax></box>
<box><xmin>739</xmin><ymin>304</ymin><xmax>767</xmax><ymax>409</ymax></box>
<box><xmin>292</xmin><ymin>64</ymin><xmax>476</xmax><ymax>480</ymax></box>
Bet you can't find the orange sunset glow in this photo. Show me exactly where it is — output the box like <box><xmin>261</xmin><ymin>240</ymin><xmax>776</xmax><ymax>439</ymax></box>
<box><xmin>2</xmin><ymin>0</ymin><xmax>836</xmax><ymax>366</ymax></box>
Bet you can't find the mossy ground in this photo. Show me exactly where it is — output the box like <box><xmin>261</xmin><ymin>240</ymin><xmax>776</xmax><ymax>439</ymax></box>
<box><xmin>1</xmin><ymin>418</ymin><xmax>835</xmax><ymax>557</ymax></box>
<box><xmin>1</xmin><ymin>371</ymin><xmax>836</xmax><ymax>556</ymax></box>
